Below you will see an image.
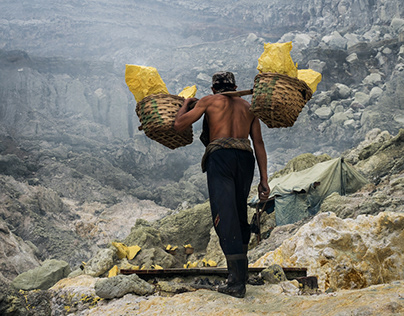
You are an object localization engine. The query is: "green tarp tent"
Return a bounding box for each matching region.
[253,157,368,226]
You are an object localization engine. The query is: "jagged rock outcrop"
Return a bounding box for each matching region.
[0,218,40,284]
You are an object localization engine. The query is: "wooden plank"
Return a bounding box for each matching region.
[120,266,307,280]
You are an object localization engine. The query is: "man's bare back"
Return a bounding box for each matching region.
[200,94,256,142]
[174,71,269,200]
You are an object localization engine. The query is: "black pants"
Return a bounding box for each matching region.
[206,148,255,257]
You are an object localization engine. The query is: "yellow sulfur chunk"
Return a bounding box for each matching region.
[257,42,298,78]
[152,264,164,270]
[112,242,128,260]
[178,85,197,98]
[184,261,199,268]
[297,69,322,93]
[125,65,169,103]
[108,265,119,278]
[127,245,141,260]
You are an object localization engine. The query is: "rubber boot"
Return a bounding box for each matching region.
[218,257,247,298]
[243,244,249,282]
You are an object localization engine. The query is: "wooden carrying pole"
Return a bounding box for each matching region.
[188,89,253,110]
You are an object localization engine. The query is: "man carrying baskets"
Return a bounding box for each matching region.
[174,71,269,298]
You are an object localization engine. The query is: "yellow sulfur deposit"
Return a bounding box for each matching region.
[112,242,129,260]
[178,85,197,98]
[184,261,199,268]
[127,245,141,260]
[202,258,217,267]
[297,69,322,93]
[125,65,169,103]
[165,245,178,251]
[112,242,141,260]
[108,265,119,277]
[257,42,298,78]
[151,264,164,270]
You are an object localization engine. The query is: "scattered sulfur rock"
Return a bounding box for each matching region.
[95,274,155,299]
[346,53,358,63]
[334,83,351,99]
[343,119,356,129]
[390,18,404,33]
[315,107,333,120]
[369,86,383,100]
[363,73,382,86]
[280,280,300,295]
[321,31,347,49]
[261,264,287,284]
[353,91,370,106]
[156,280,195,295]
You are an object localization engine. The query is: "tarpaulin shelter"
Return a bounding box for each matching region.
[250,157,368,226]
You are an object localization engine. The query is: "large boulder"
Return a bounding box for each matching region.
[321,31,347,49]
[11,259,71,291]
[354,129,404,180]
[253,212,404,292]
[94,274,155,299]
[50,275,100,314]
[82,248,116,277]
[154,201,212,253]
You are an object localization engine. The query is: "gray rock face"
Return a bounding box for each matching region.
[0,218,40,283]
[11,259,70,291]
[94,274,155,299]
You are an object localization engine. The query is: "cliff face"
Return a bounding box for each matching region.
[1,0,403,154]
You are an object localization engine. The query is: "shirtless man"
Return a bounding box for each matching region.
[174,71,269,298]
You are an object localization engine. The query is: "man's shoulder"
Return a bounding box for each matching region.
[200,94,221,101]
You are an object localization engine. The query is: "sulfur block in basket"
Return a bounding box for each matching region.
[136,94,193,149]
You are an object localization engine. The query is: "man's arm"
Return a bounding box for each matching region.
[174,97,207,132]
[250,117,270,201]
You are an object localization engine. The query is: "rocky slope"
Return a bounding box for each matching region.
[1,0,404,314]
[1,128,403,315]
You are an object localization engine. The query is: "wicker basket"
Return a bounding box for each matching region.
[136,94,193,149]
[250,72,313,128]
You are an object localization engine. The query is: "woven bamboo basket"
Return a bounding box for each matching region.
[250,72,313,128]
[136,94,193,149]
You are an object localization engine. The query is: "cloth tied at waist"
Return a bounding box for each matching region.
[201,137,253,172]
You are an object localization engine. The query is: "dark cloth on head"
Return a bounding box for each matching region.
[212,71,237,93]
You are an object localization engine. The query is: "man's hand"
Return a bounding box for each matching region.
[258,182,270,201]
[174,97,206,132]
[184,97,198,111]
